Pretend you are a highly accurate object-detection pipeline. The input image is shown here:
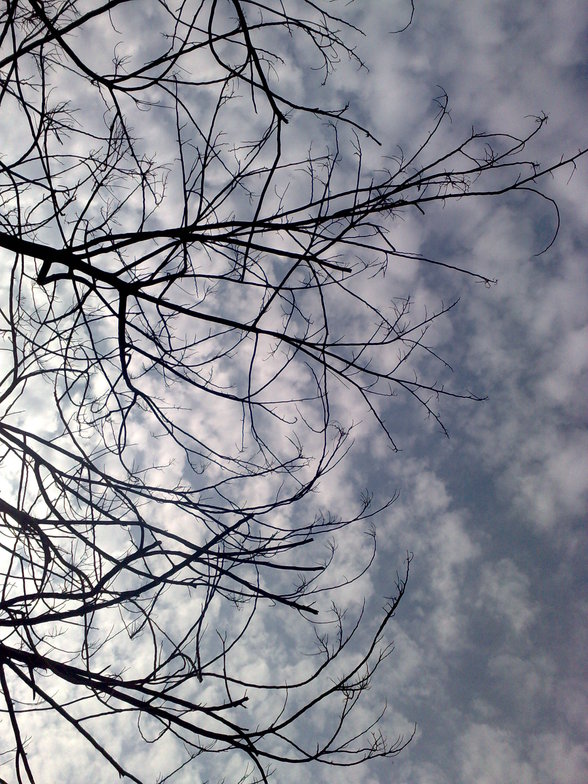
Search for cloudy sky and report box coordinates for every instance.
[334,3,588,784]
[0,2,586,783]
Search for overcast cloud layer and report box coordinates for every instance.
[335,3,588,784]
[0,2,586,783]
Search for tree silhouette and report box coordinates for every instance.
[0,2,584,782]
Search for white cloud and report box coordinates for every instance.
[531,732,588,784]
[459,723,535,784]
[1,2,586,783]
[476,559,537,635]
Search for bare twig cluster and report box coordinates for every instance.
[0,2,583,782]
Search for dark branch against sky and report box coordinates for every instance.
[0,2,586,783]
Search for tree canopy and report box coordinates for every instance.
[0,2,584,782]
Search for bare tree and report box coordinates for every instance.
[0,2,583,782]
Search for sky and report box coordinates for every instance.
[0,2,586,783]
[334,3,588,783]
